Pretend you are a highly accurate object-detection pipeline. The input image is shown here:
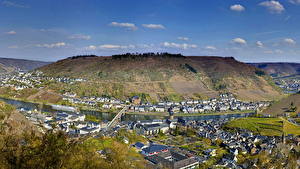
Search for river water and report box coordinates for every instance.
[0,97,254,122]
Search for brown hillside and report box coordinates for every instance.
[0,102,37,136]
[38,54,283,101]
[263,93,300,116]
[250,63,300,77]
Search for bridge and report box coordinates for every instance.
[106,106,128,129]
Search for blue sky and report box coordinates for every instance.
[0,0,299,62]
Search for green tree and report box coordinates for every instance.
[290,102,297,112]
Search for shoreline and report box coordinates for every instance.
[0,95,254,117]
[125,110,253,117]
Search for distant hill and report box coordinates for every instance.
[0,63,15,74]
[250,63,300,77]
[38,54,283,101]
[0,57,51,72]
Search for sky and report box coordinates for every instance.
[0,0,300,62]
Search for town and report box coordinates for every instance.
[1,1,300,168]
[0,70,299,169]
[15,103,300,168]
[0,71,271,115]
[274,75,300,94]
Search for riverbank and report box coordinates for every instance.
[0,95,113,113]
[125,110,254,117]
[174,110,253,117]
[0,96,256,123]
[0,95,44,105]
[0,97,255,122]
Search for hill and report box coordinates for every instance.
[38,54,283,101]
[250,62,300,77]
[0,102,36,136]
[0,57,51,72]
[262,93,300,116]
[0,101,146,169]
[0,63,15,74]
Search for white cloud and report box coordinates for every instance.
[205,46,217,50]
[230,4,245,12]
[85,44,136,50]
[256,41,264,48]
[232,38,247,45]
[275,49,283,54]
[137,44,155,48]
[162,42,197,50]
[85,45,97,50]
[109,22,137,30]
[177,37,189,41]
[289,0,300,4]
[1,1,29,8]
[6,30,16,35]
[142,24,165,29]
[39,29,56,32]
[283,38,296,45]
[100,44,135,49]
[69,34,91,40]
[8,45,18,49]
[263,50,273,54]
[264,49,283,54]
[36,42,66,48]
[259,1,285,14]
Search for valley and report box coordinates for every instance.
[0,54,299,169]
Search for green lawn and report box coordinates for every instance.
[281,117,300,136]
[85,114,101,123]
[116,129,148,144]
[224,117,300,136]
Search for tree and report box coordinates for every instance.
[290,102,297,112]
[0,131,147,169]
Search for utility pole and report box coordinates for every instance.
[282,120,286,144]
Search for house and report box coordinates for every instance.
[138,106,146,112]
[134,142,146,150]
[203,105,212,111]
[87,122,100,128]
[131,96,141,105]
[238,106,246,111]
[155,105,165,112]
[135,123,170,135]
[145,148,199,169]
[142,144,169,156]
[79,126,100,135]
[102,104,112,109]
[123,137,129,144]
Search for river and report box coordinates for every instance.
[0,97,255,122]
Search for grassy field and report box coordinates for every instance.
[224,117,300,136]
[281,117,300,136]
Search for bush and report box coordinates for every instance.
[255,70,266,76]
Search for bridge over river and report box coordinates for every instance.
[106,106,128,129]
